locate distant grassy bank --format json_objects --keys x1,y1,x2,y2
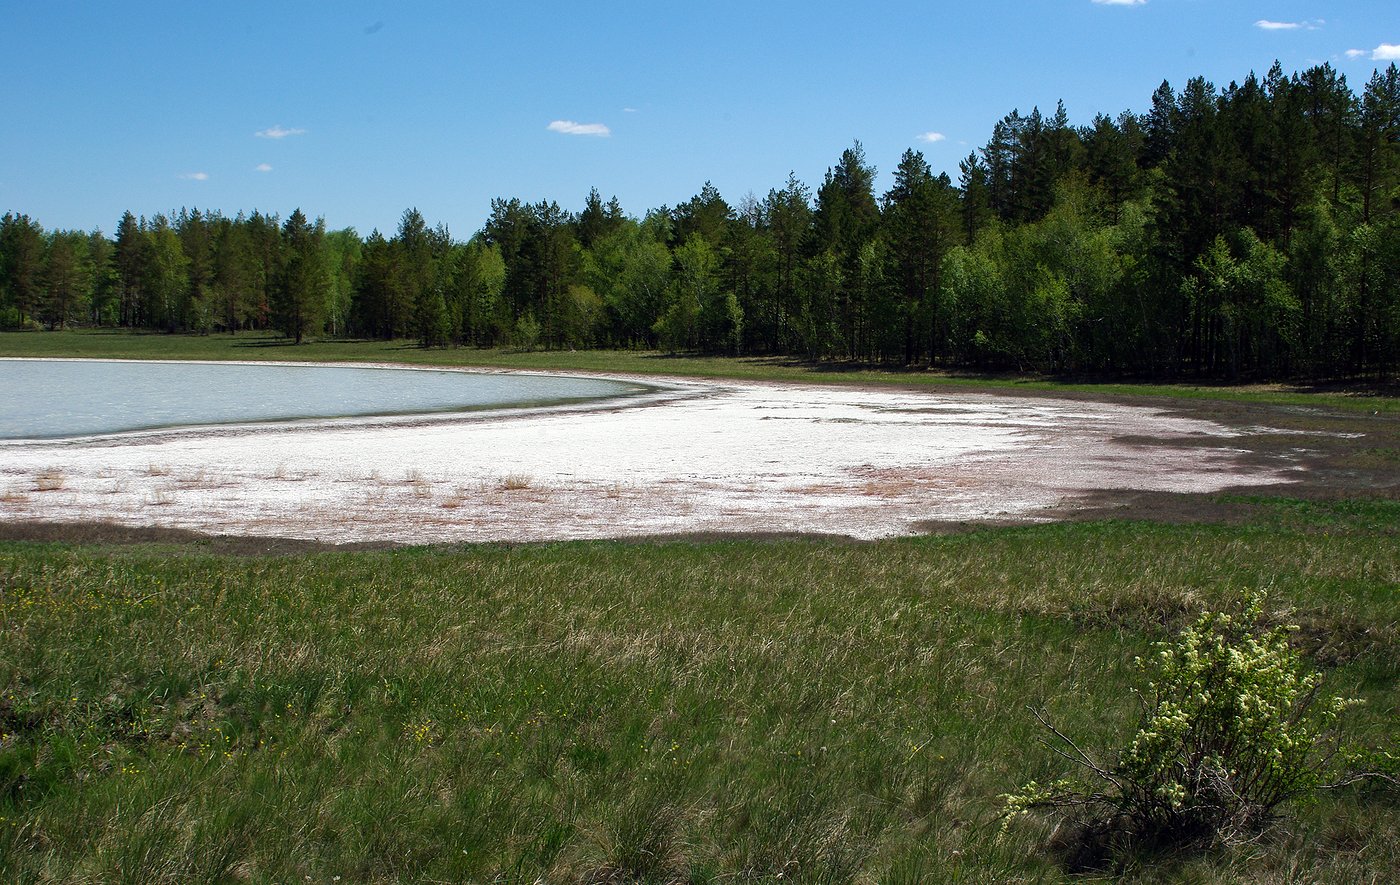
[
  {"x1": 2, "y1": 502, "x2": 1398, "y2": 883},
  {"x1": 3, "y1": 329, "x2": 1396, "y2": 415}
]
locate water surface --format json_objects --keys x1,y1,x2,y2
[{"x1": 1, "y1": 359, "x2": 646, "y2": 440}]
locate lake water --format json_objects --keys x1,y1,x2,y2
[{"x1": 0, "y1": 359, "x2": 648, "y2": 440}]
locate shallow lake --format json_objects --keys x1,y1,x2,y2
[{"x1": 0, "y1": 359, "x2": 648, "y2": 440}]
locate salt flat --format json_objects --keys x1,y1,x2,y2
[{"x1": 0, "y1": 368, "x2": 1297, "y2": 544}]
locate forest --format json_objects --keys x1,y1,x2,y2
[{"x1": 2, "y1": 61, "x2": 1398, "y2": 380}]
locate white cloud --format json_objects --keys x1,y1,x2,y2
[
  {"x1": 178, "y1": 172, "x2": 209, "y2": 181},
  {"x1": 547, "y1": 120, "x2": 611, "y2": 137},
  {"x1": 1091, "y1": 0, "x2": 1146, "y2": 6},
  {"x1": 255, "y1": 125, "x2": 307, "y2": 139},
  {"x1": 622, "y1": 107, "x2": 639, "y2": 113},
  {"x1": 1345, "y1": 48, "x2": 1368, "y2": 58},
  {"x1": 1375, "y1": 43, "x2": 1400, "y2": 60},
  {"x1": 255, "y1": 163, "x2": 273, "y2": 173},
  {"x1": 917, "y1": 131, "x2": 947, "y2": 143},
  {"x1": 1255, "y1": 19, "x2": 1323, "y2": 31}
]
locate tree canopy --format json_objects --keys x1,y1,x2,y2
[{"x1": 4, "y1": 61, "x2": 1398, "y2": 380}]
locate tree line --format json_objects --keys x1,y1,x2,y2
[{"x1": 3, "y1": 61, "x2": 1397, "y2": 380}]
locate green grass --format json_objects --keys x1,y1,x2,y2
[
  {"x1": 2, "y1": 512, "x2": 1397, "y2": 883},
  {"x1": 3, "y1": 330, "x2": 1396, "y2": 880},
  {"x1": 4, "y1": 328, "x2": 1397, "y2": 415}
]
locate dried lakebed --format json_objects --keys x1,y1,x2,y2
[{"x1": 0, "y1": 361, "x2": 1306, "y2": 544}]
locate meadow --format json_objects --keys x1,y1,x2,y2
[
  {"x1": 1, "y1": 331, "x2": 1397, "y2": 882},
  {"x1": 1, "y1": 509, "x2": 1397, "y2": 883}
]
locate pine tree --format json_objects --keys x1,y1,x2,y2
[
  {"x1": 0, "y1": 212, "x2": 45, "y2": 327},
  {"x1": 273, "y1": 209, "x2": 327, "y2": 344},
  {"x1": 883, "y1": 149, "x2": 960, "y2": 363}
]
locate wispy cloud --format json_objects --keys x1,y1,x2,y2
[
  {"x1": 547, "y1": 120, "x2": 611, "y2": 137},
  {"x1": 1091, "y1": 0, "x2": 1146, "y2": 6},
  {"x1": 917, "y1": 131, "x2": 947, "y2": 143},
  {"x1": 1255, "y1": 19, "x2": 1323, "y2": 31},
  {"x1": 622, "y1": 107, "x2": 639, "y2": 113},
  {"x1": 255, "y1": 125, "x2": 307, "y2": 139},
  {"x1": 1347, "y1": 44, "x2": 1400, "y2": 60},
  {"x1": 178, "y1": 172, "x2": 209, "y2": 181},
  {"x1": 255, "y1": 163, "x2": 273, "y2": 173}
]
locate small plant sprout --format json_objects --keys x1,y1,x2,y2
[{"x1": 1002, "y1": 590, "x2": 1381, "y2": 864}]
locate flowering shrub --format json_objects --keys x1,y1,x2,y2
[{"x1": 1003, "y1": 592, "x2": 1361, "y2": 857}]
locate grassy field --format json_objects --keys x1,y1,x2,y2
[
  {"x1": 2, "y1": 330, "x2": 1397, "y2": 881},
  {"x1": 3, "y1": 328, "x2": 1397, "y2": 415},
  {"x1": 2, "y1": 503, "x2": 1398, "y2": 883}
]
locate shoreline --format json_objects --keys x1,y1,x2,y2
[
  {"x1": 0, "y1": 359, "x2": 1308, "y2": 545},
  {"x1": 1, "y1": 357, "x2": 699, "y2": 447}
]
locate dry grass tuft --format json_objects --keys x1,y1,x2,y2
[
  {"x1": 439, "y1": 486, "x2": 471, "y2": 509},
  {"x1": 500, "y1": 473, "x2": 533, "y2": 491},
  {"x1": 399, "y1": 469, "x2": 434, "y2": 499},
  {"x1": 33, "y1": 470, "x2": 67, "y2": 492},
  {"x1": 176, "y1": 469, "x2": 213, "y2": 488}
]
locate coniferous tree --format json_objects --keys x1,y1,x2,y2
[
  {"x1": 1357, "y1": 64, "x2": 1400, "y2": 225},
  {"x1": 957, "y1": 154, "x2": 994, "y2": 242},
  {"x1": 883, "y1": 149, "x2": 959, "y2": 363},
  {"x1": 210, "y1": 215, "x2": 251, "y2": 332},
  {"x1": 672, "y1": 182, "x2": 732, "y2": 249},
  {"x1": 112, "y1": 211, "x2": 146, "y2": 327},
  {"x1": 1083, "y1": 113, "x2": 1142, "y2": 219},
  {"x1": 1141, "y1": 80, "x2": 1177, "y2": 169},
  {"x1": 85, "y1": 229, "x2": 117, "y2": 325},
  {"x1": 813, "y1": 142, "x2": 879, "y2": 356},
  {"x1": 723, "y1": 194, "x2": 775, "y2": 354},
  {"x1": 575, "y1": 187, "x2": 624, "y2": 249},
  {"x1": 272, "y1": 209, "x2": 327, "y2": 344},
  {"x1": 0, "y1": 212, "x2": 45, "y2": 327},
  {"x1": 40, "y1": 231, "x2": 88, "y2": 329},
  {"x1": 352, "y1": 230, "x2": 397, "y2": 338},
  {"x1": 245, "y1": 211, "x2": 281, "y2": 329},
  {"x1": 763, "y1": 174, "x2": 812, "y2": 353}
]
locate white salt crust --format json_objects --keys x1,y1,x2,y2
[{"x1": 0, "y1": 366, "x2": 1298, "y2": 544}]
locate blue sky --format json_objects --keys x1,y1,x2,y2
[{"x1": 3, "y1": 1, "x2": 1396, "y2": 238}]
